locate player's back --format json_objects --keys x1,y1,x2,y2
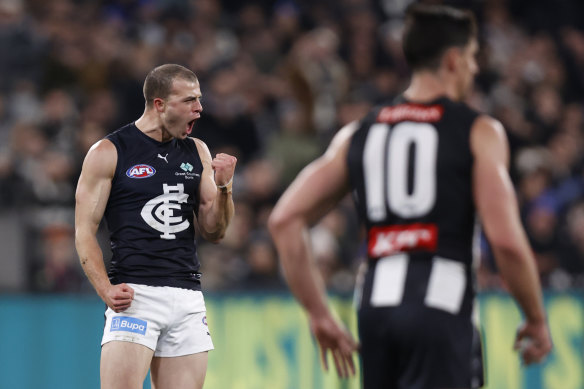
[{"x1": 348, "y1": 96, "x2": 480, "y2": 318}]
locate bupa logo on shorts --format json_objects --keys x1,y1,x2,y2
[
  {"x1": 110, "y1": 316, "x2": 148, "y2": 335},
  {"x1": 126, "y1": 164, "x2": 156, "y2": 179}
]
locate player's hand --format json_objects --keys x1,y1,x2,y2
[
  {"x1": 212, "y1": 153, "x2": 237, "y2": 187},
  {"x1": 103, "y1": 283, "x2": 135, "y2": 313},
  {"x1": 309, "y1": 313, "x2": 359, "y2": 379},
  {"x1": 514, "y1": 320, "x2": 552, "y2": 365}
]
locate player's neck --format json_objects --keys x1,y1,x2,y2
[
  {"x1": 135, "y1": 110, "x2": 172, "y2": 143},
  {"x1": 403, "y1": 70, "x2": 459, "y2": 103}
]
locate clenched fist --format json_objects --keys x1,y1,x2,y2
[
  {"x1": 212, "y1": 153, "x2": 237, "y2": 187},
  {"x1": 104, "y1": 283, "x2": 135, "y2": 313}
]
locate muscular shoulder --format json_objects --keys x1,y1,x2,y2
[
  {"x1": 470, "y1": 115, "x2": 506, "y2": 146},
  {"x1": 470, "y1": 115, "x2": 509, "y2": 164},
  {"x1": 324, "y1": 121, "x2": 360, "y2": 159},
  {"x1": 189, "y1": 137, "x2": 212, "y2": 165},
  {"x1": 83, "y1": 139, "x2": 117, "y2": 179}
]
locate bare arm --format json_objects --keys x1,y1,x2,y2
[
  {"x1": 75, "y1": 140, "x2": 134, "y2": 312},
  {"x1": 471, "y1": 115, "x2": 552, "y2": 364},
  {"x1": 193, "y1": 138, "x2": 236, "y2": 243},
  {"x1": 268, "y1": 122, "x2": 359, "y2": 378}
]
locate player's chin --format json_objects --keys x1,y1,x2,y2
[{"x1": 178, "y1": 127, "x2": 191, "y2": 139}]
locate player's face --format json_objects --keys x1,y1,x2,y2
[
  {"x1": 456, "y1": 38, "x2": 479, "y2": 100},
  {"x1": 160, "y1": 78, "x2": 203, "y2": 140}
]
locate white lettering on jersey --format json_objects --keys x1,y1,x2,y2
[
  {"x1": 140, "y1": 183, "x2": 190, "y2": 239},
  {"x1": 362, "y1": 122, "x2": 438, "y2": 220}
]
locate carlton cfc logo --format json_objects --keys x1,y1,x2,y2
[{"x1": 126, "y1": 164, "x2": 156, "y2": 179}]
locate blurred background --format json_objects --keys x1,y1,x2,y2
[{"x1": 0, "y1": 0, "x2": 583, "y2": 388}]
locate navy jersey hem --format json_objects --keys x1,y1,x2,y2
[{"x1": 111, "y1": 276, "x2": 202, "y2": 291}]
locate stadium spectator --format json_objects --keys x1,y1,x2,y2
[{"x1": 0, "y1": 0, "x2": 581, "y2": 295}]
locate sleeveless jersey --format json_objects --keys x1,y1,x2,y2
[
  {"x1": 348, "y1": 96, "x2": 480, "y2": 317},
  {"x1": 104, "y1": 123, "x2": 204, "y2": 290}
]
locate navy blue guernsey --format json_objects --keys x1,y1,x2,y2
[
  {"x1": 104, "y1": 123, "x2": 204, "y2": 290},
  {"x1": 348, "y1": 96, "x2": 480, "y2": 318}
]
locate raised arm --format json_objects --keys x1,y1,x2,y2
[
  {"x1": 75, "y1": 140, "x2": 134, "y2": 312},
  {"x1": 471, "y1": 115, "x2": 552, "y2": 365},
  {"x1": 268, "y1": 122, "x2": 359, "y2": 378},
  {"x1": 193, "y1": 138, "x2": 236, "y2": 243}
]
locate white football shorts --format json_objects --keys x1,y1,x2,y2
[{"x1": 101, "y1": 283, "x2": 214, "y2": 357}]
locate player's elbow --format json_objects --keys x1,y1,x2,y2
[
  {"x1": 268, "y1": 208, "x2": 306, "y2": 245},
  {"x1": 267, "y1": 207, "x2": 290, "y2": 236},
  {"x1": 201, "y1": 230, "x2": 224, "y2": 244},
  {"x1": 74, "y1": 227, "x2": 93, "y2": 249},
  {"x1": 488, "y1": 232, "x2": 528, "y2": 262}
]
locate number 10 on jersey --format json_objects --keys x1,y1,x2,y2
[{"x1": 363, "y1": 122, "x2": 438, "y2": 220}]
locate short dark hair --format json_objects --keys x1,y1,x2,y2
[
  {"x1": 402, "y1": 4, "x2": 477, "y2": 71},
  {"x1": 143, "y1": 64, "x2": 198, "y2": 107}
]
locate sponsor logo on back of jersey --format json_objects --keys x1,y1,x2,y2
[
  {"x1": 110, "y1": 316, "x2": 148, "y2": 335},
  {"x1": 377, "y1": 104, "x2": 444, "y2": 124},
  {"x1": 368, "y1": 223, "x2": 438, "y2": 258},
  {"x1": 126, "y1": 164, "x2": 156, "y2": 179}
]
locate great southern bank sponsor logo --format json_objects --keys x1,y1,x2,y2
[
  {"x1": 110, "y1": 316, "x2": 148, "y2": 335},
  {"x1": 126, "y1": 164, "x2": 156, "y2": 179},
  {"x1": 176, "y1": 162, "x2": 199, "y2": 180},
  {"x1": 180, "y1": 162, "x2": 193, "y2": 172}
]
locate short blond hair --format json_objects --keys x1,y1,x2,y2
[{"x1": 143, "y1": 64, "x2": 198, "y2": 107}]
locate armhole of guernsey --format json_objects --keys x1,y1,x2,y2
[
  {"x1": 187, "y1": 137, "x2": 204, "y2": 210},
  {"x1": 107, "y1": 135, "x2": 122, "y2": 187},
  {"x1": 346, "y1": 128, "x2": 358, "y2": 189},
  {"x1": 346, "y1": 108, "x2": 381, "y2": 223},
  {"x1": 462, "y1": 105, "x2": 480, "y2": 165},
  {"x1": 190, "y1": 139, "x2": 204, "y2": 173}
]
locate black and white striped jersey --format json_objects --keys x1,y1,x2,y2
[{"x1": 348, "y1": 96, "x2": 481, "y2": 317}]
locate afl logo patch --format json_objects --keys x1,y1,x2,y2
[{"x1": 126, "y1": 164, "x2": 156, "y2": 179}]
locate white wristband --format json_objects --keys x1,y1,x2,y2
[{"x1": 217, "y1": 177, "x2": 233, "y2": 193}]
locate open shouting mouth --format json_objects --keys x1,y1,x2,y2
[{"x1": 186, "y1": 119, "x2": 196, "y2": 135}]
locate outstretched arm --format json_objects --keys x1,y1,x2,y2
[
  {"x1": 194, "y1": 139, "x2": 236, "y2": 243},
  {"x1": 471, "y1": 115, "x2": 552, "y2": 365},
  {"x1": 268, "y1": 122, "x2": 360, "y2": 378},
  {"x1": 75, "y1": 140, "x2": 134, "y2": 312}
]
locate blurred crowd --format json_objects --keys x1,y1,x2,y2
[{"x1": 0, "y1": 0, "x2": 583, "y2": 293}]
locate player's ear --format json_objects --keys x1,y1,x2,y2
[
  {"x1": 443, "y1": 47, "x2": 460, "y2": 73},
  {"x1": 153, "y1": 98, "x2": 165, "y2": 112}
]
